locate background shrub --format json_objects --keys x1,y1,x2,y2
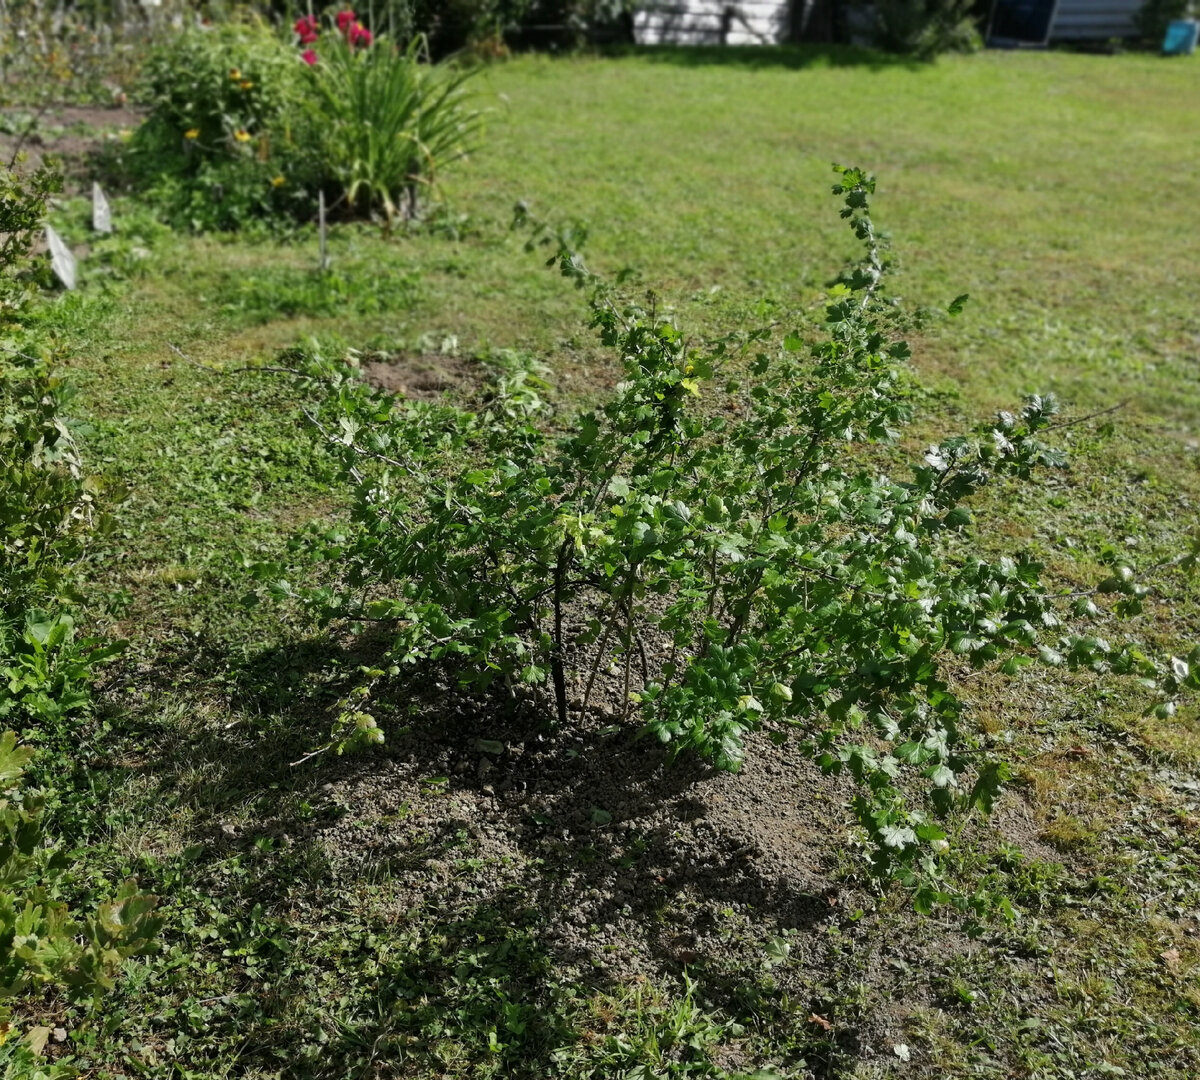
[
  {"x1": 861, "y1": 0, "x2": 983, "y2": 56},
  {"x1": 399, "y1": 0, "x2": 533, "y2": 55},
  {"x1": 362, "y1": 0, "x2": 632, "y2": 56},
  {"x1": 121, "y1": 22, "x2": 316, "y2": 230},
  {"x1": 1135, "y1": 0, "x2": 1191, "y2": 43},
  {"x1": 137, "y1": 22, "x2": 305, "y2": 149},
  {"x1": 126, "y1": 21, "x2": 332, "y2": 229}
]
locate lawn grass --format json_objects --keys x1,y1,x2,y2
[{"x1": 6, "y1": 45, "x2": 1200, "y2": 1079}]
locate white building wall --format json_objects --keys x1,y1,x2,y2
[{"x1": 633, "y1": 1, "x2": 793, "y2": 45}]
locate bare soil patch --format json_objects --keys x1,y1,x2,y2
[
  {"x1": 1, "y1": 104, "x2": 142, "y2": 189},
  {"x1": 361, "y1": 351, "x2": 478, "y2": 399}
]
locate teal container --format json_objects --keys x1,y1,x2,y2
[{"x1": 1163, "y1": 19, "x2": 1199, "y2": 55}]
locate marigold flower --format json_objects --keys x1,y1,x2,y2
[
  {"x1": 271, "y1": 175, "x2": 286, "y2": 188},
  {"x1": 239, "y1": 80, "x2": 254, "y2": 90},
  {"x1": 184, "y1": 128, "x2": 200, "y2": 139},
  {"x1": 229, "y1": 67, "x2": 241, "y2": 79},
  {"x1": 301, "y1": 48, "x2": 318, "y2": 65},
  {"x1": 233, "y1": 129, "x2": 251, "y2": 143}
]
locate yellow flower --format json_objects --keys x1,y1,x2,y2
[
  {"x1": 270, "y1": 175, "x2": 285, "y2": 188},
  {"x1": 184, "y1": 128, "x2": 200, "y2": 139},
  {"x1": 233, "y1": 129, "x2": 251, "y2": 143},
  {"x1": 239, "y1": 80, "x2": 254, "y2": 90},
  {"x1": 229, "y1": 67, "x2": 241, "y2": 79}
]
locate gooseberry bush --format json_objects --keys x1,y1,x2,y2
[{"x1": 292, "y1": 168, "x2": 1198, "y2": 905}]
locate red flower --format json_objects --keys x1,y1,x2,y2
[
  {"x1": 301, "y1": 48, "x2": 318, "y2": 65},
  {"x1": 293, "y1": 14, "x2": 319, "y2": 43},
  {"x1": 348, "y1": 22, "x2": 373, "y2": 46},
  {"x1": 335, "y1": 9, "x2": 355, "y2": 31}
]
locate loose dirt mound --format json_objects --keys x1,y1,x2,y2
[{"x1": 360, "y1": 352, "x2": 477, "y2": 399}]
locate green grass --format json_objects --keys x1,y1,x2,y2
[{"x1": 6, "y1": 45, "x2": 1200, "y2": 1079}]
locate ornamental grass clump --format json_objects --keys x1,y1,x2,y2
[
  {"x1": 291, "y1": 168, "x2": 1198, "y2": 910},
  {"x1": 302, "y1": 22, "x2": 481, "y2": 229}
]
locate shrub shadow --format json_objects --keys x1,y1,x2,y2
[
  {"x1": 600, "y1": 42, "x2": 928, "y2": 72},
  {"x1": 94, "y1": 633, "x2": 851, "y2": 1076}
]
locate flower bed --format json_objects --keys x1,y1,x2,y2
[{"x1": 115, "y1": 11, "x2": 478, "y2": 232}]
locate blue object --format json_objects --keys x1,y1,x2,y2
[{"x1": 1163, "y1": 19, "x2": 1199, "y2": 55}]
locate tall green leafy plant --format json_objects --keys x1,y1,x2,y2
[
  {"x1": 292, "y1": 168, "x2": 1198, "y2": 907},
  {"x1": 0, "y1": 729, "x2": 160, "y2": 1065},
  {"x1": 305, "y1": 34, "x2": 481, "y2": 228},
  {"x1": 136, "y1": 23, "x2": 305, "y2": 154},
  {"x1": 0, "y1": 149, "x2": 155, "y2": 1072},
  {"x1": 0, "y1": 346, "x2": 94, "y2": 620},
  {"x1": 0, "y1": 161, "x2": 60, "y2": 319},
  {"x1": 0, "y1": 166, "x2": 120, "y2": 748}
]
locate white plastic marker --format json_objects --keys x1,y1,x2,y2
[
  {"x1": 318, "y1": 189, "x2": 330, "y2": 271},
  {"x1": 92, "y1": 182, "x2": 112, "y2": 234},
  {"x1": 45, "y1": 225, "x2": 77, "y2": 290}
]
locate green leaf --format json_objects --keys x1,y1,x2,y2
[
  {"x1": 0, "y1": 731, "x2": 33, "y2": 788},
  {"x1": 764, "y1": 936, "x2": 791, "y2": 966},
  {"x1": 927, "y1": 764, "x2": 956, "y2": 788},
  {"x1": 880, "y1": 825, "x2": 917, "y2": 849},
  {"x1": 969, "y1": 761, "x2": 1011, "y2": 815},
  {"x1": 702, "y1": 495, "x2": 728, "y2": 523},
  {"x1": 912, "y1": 882, "x2": 947, "y2": 914}
]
